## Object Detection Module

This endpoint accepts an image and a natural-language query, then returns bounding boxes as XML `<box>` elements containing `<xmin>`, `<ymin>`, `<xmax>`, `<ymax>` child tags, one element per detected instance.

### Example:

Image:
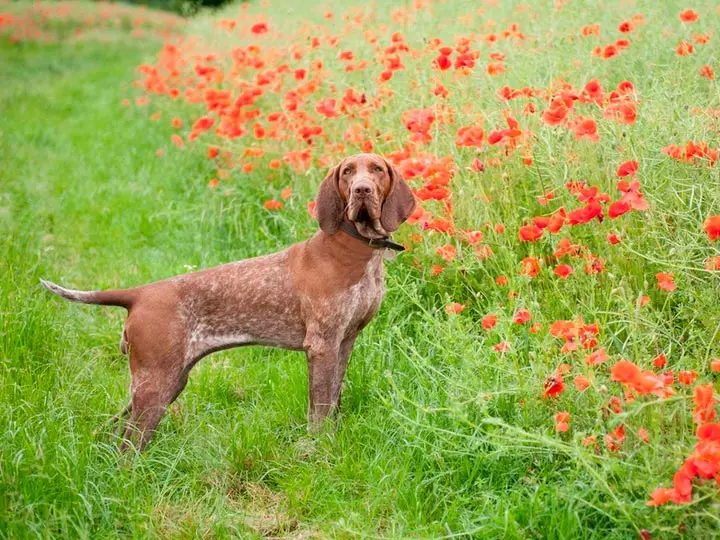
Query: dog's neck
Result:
<box><xmin>338</xmin><ymin>220</ymin><xmax>405</xmax><ymax>252</ymax></box>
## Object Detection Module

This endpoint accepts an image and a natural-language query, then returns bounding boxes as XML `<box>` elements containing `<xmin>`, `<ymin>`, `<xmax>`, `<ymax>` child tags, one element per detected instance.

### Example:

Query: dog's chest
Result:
<box><xmin>340</xmin><ymin>255</ymin><xmax>385</xmax><ymax>330</ymax></box>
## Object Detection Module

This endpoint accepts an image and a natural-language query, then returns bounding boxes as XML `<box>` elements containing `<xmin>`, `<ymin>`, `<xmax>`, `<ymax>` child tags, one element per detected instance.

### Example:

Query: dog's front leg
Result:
<box><xmin>304</xmin><ymin>332</ymin><xmax>340</xmax><ymax>431</ymax></box>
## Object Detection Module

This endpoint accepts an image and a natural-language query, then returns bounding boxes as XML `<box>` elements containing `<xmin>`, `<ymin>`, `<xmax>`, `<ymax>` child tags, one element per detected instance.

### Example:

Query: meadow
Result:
<box><xmin>1</xmin><ymin>0</ymin><xmax>719</xmax><ymax>537</ymax></box>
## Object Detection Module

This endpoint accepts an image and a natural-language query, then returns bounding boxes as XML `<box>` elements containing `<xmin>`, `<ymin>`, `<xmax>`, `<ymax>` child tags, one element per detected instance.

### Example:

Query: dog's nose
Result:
<box><xmin>353</xmin><ymin>182</ymin><xmax>372</xmax><ymax>196</ymax></box>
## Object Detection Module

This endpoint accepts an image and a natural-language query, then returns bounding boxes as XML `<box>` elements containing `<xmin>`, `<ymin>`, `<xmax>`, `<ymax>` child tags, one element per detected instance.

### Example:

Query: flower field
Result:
<box><xmin>2</xmin><ymin>0</ymin><xmax>719</xmax><ymax>537</ymax></box>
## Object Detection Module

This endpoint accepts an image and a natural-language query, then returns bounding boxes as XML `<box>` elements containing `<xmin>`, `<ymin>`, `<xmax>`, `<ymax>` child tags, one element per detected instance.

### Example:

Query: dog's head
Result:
<box><xmin>315</xmin><ymin>153</ymin><xmax>416</xmax><ymax>239</ymax></box>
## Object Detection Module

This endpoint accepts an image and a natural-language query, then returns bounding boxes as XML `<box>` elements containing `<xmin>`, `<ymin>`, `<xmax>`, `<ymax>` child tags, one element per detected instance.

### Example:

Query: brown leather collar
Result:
<box><xmin>340</xmin><ymin>220</ymin><xmax>405</xmax><ymax>252</ymax></box>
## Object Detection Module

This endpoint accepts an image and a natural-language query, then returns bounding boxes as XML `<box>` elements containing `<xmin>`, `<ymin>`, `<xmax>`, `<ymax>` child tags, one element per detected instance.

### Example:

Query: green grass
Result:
<box><xmin>2</xmin><ymin>1</ymin><xmax>720</xmax><ymax>538</ymax></box>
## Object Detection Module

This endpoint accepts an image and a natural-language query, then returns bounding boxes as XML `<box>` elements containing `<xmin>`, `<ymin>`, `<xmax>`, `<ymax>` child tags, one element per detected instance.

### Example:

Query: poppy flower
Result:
<box><xmin>572</xmin><ymin>116</ymin><xmax>599</xmax><ymax>142</ymax></box>
<box><xmin>445</xmin><ymin>302</ymin><xmax>465</xmax><ymax>314</ymax></box>
<box><xmin>679</xmin><ymin>9</ymin><xmax>699</xmax><ymax>23</ymax></box>
<box><xmin>518</xmin><ymin>223</ymin><xmax>544</xmax><ymax>242</ymax></box>
<box><xmin>555</xmin><ymin>411</ymin><xmax>570</xmax><ymax>432</ymax></box>
<box><xmin>494</xmin><ymin>341</ymin><xmax>511</xmax><ymax>352</ymax></box>
<box><xmin>585</xmin><ymin>348</ymin><xmax>608</xmax><ymax>366</ymax></box>
<box><xmin>693</xmin><ymin>383</ymin><xmax>716</xmax><ymax>423</ymax></box>
<box><xmin>264</xmin><ymin>199</ymin><xmax>282</xmax><ymax>210</ymax></box>
<box><xmin>520</xmin><ymin>257</ymin><xmax>541</xmax><ymax>277</ymax></box>
<box><xmin>542</xmin><ymin>99</ymin><xmax>569</xmax><ymax>126</ymax></box>
<box><xmin>706</xmin><ymin>257</ymin><xmax>720</xmax><ymax>271</ymax></box>
<box><xmin>607</xmin><ymin>200</ymin><xmax>631</xmax><ymax>219</ymax></box>
<box><xmin>574</xmin><ymin>375</ymin><xmax>591</xmax><ymax>391</ymax></box>
<box><xmin>656</xmin><ymin>272</ymin><xmax>677</xmax><ymax>291</ymax></box>
<box><xmin>482</xmin><ymin>314</ymin><xmax>498</xmax><ymax>330</ymax></box>
<box><xmin>437</xmin><ymin>244</ymin><xmax>457</xmax><ymax>262</ymax></box>
<box><xmin>704</xmin><ymin>215</ymin><xmax>720</xmax><ymax>240</ymax></box>
<box><xmin>711</xmin><ymin>359</ymin><xmax>720</xmax><ymax>372</ymax></box>
<box><xmin>653</xmin><ymin>354</ymin><xmax>667</xmax><ymax>369</ymax></box>
<box><xmin>543</xmin><ymin>375</ymin><xmax>565</xmax><ymax>398</ymax></box>
<box><xmin>678</xmin><ymin>370</ymin><xmax>697</xmax><ymax>385</ymax></box>
<box><xmin>455</xmin><ymin>125</ymin><xmax>485</xmax><ymax>148</ymax></box>
<box><xmin>638</xmin><ymin>428</ymin><xmax>650</xmax><ymax>443</ymax></box>
<box><xmin>513</xmin><ymin>308</ymin><xmax>531</xmax><ymax>324</ymax></box>
<box><xmin>676</xmin><ymin>40</ymin><xmax>694</xmax><ymax>56</ymax></box>
<box><xmin>699</xmin><ymin>65</ymin><xmax>715</xmax><ymax>80</ymax></box>
<box><xmin>617</xmin><ymin>160</ymin><xmax>638</xmax><ymax>177</ymax></box>
<box><xmin>553</xmin><ymin>264</ymin><xmax>574</xmax><ymax>279</ymax></box>
<box><xmin>251</xmin><ymin>22</ymin><xmax>268</xmax><ymax>34</ymax></box>
<box><xmin>607</xmin><ymin>233</ymin><xmax>621</xmax><ymax>244</ymax></box>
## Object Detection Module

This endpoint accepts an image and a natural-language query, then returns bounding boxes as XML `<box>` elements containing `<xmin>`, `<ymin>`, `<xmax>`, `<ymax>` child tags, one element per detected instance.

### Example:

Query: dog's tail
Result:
<box><xmin>40</xmin><ymin>279</ymin><xmax>135</xmax><ymax>309</ymax></box>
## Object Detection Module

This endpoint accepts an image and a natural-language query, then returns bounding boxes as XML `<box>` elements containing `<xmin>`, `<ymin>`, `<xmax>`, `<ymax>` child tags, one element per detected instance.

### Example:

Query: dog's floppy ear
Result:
<box><xmin>380</xmin><ymin>160</ymin><xmax>416</xmax><ymax>233</ymax></box>
<box><xmin>316</xmin><ymin>162</ymin><xmax>344</xmax><ymax>234</ymax></box>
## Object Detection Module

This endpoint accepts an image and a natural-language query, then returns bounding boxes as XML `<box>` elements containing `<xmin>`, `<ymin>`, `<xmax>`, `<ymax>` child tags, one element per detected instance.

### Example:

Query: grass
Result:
<box><xmin>1</xmin><ymin>0</ymin><xmax>720</xmax><ymax>538</ymax></box>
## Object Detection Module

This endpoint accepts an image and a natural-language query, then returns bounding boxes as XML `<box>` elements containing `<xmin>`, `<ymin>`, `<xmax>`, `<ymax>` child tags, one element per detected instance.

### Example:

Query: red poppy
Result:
<box><xmin>693</xmin><ymin>383</ymin><xmax>716</xmax><ymax>423</ymax></box>
<box><xmin>555</xmin><ymin>411</ymin><xmax>570</xmax><ymax>432</ymax></box>
<box><xmin>704</xmin><ymin>215</ymin><xmax>720</xmax><ymax>240</ymax></box>
<box><xmin>455</xmin><ymin>125</ymin><xmax>485</xmax><ymax>148</ymax></box>
<box><xmin>574</xmin><ymin>375</ymin><xmax>590</xmax><ymax>392</ymax></box>
<box><xmin>251</xmin><ymin>22</ymin><xmax>268</xmax><ymax>34</ymax></box>
<box><xmin>445</xmin><ymin>302</ymin><xmax>465</xmax><ymax>314</ymax></box>
<box><xmin>518</xmin><ymin>223</ymin><xmax>544</xmax><ymax>242</ymax></box>
<box><xmin>482</xmin><ymin>313</ymin><xmax>498</xmax><ymax>330</ymax></box>
<box><xmin>572</xmin><ymin>116</ymin><xmax>599</xmax><ymax>142</ymax></box>
<box><xmin>542</xmin><ymin>98</ymin><xmax>569</xmax><ymax>126</ymax></box>
<box><xmin>437</xmin><ymin>244</ymin><xmax>457</xmax><ymax>262</ymax></box>
<box><xmin>656</xmin><ymin>272</ymin><xmax>677</xmax><ymax>291</ymax></box>
<box><xmin>676</xmin><ymin>40</ymin><xmax>694</xmax><ymax>56</ymax></box>
<box><xmin>553</xmin><ymin>264</ymin><xmax>574</xmax><ymax>279</ymax></box>
<box><xmin>679</xmin><ymin>9</ymin><xmax>699</xmax><ymax>23</ymax></box>
<box><xmin>700</xmin><ymin>65</ymin><xmax>715</xmax><ymax>80</ymax></box>
<box><xmin>653</xmin><ymin>354</ymin><xmax>667</xmax><ymax>369</ymax></box>
<box><xmin>585</xmin><ymin>348</ymin><xmax>608</xmax><ymax>366</ymax></box>
<box><xmin>607</xmin><ymin>200</ymin><xmax>630</xmax><ymax>219</ymax></box>
<box><xmin>543</xmin><ymin>375</ymin><xmax>565</xmax><ymax>398</ymax></box>
<box><xmin>617</xmin><ymin>160</ymin><xmax>638</xmax><ymax>177</ymax></box>
<box><xmin>264</xmin><ymin>199</ymin><xmax>282</xmax><ymax>210</ymax></box>
<box><xmin>513</xmin><ymin>308</ymin><xmax>531</xmax><ymax>324</ymax></box>
<box><xmin>520</xmin><ymin>257</ymin><xmax>541</xmax><ymax>277</ymax></box>
<box><xmin>678</xmin><ymin>370</ymin><xmax>697</xmax><ymax>385</ymax></box>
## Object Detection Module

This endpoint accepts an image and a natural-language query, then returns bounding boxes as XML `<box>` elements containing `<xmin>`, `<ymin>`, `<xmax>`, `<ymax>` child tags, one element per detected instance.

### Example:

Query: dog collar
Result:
<box><xmin>340</xmin><ymin>220</ymin><xmax>405</xmax><ymax>252</ymax></box>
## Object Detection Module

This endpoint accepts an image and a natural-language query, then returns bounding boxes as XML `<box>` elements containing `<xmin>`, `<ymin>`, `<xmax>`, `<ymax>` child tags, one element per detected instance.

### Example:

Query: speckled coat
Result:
<box><xmin>41</xmin><ymin>153</ymin><xmax>416</xmax><ymax>451</ymax></box>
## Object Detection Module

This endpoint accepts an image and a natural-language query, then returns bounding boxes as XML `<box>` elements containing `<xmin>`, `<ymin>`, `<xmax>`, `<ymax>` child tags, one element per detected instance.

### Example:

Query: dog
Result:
<box><xmin>41</xmin><ymin>153</ymin><xmax>416</xmax><ymax>450</ymax></box>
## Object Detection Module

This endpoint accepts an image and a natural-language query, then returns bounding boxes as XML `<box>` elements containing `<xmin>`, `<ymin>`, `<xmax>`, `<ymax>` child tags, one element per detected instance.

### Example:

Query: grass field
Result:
<box><xmin>1</xmin><ymin>0</ymin><xmax>719</xmax><ymax>538</ymax></box>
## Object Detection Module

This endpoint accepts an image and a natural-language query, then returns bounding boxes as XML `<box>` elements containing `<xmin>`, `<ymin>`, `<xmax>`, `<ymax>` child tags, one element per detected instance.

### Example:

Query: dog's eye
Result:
<box><xmin>374</xmin><ymin>165</ymin><xmax>384</xmax><ymax>173</ymax></box>
<box><xmin>342</xmin><ymin>168</ymin><xmax>352</xmax><ymax>175</ymax></box>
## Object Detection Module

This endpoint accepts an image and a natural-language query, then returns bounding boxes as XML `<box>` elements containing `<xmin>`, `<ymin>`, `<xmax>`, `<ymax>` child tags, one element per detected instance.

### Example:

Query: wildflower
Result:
<box><xmin>264</xmin><ymin>199</ymin><xmax>282</xmax><ymax>210</ymax></box>
<box><xmin>553</xmin><ymin>264</ymin><xmax>574</xmax><ymax>279</ymax></box>
<box><xmin>574</xmin><ymin>375</ymin><xmax>591</xmax><ymax>391</ymax></box>
<box><xmin>679</xmin><ymin>9</ymin><xmax>699</xmax><ymax>23</ymax></box>
<box><xmin>543</xmin><ymin>375</ymin><xmax>565</xmax><ymax>398</ymax></box>
<box><xmin>617</xmin><ymin>160</ymin><xmax>638</xmax><ymax>177</ymax></box>
<box><xmin>513</xmin><ymin>308</ymin><xmax>531</xmax><ymax>324</ymax></box>
<box><xmin>445</xmin><ymin>302</ymin><xmax>465</xmax><ymax>314</ymax></box>
<box><xmin>704</xmin><ymin>215</ymin><xmax>720</xmax><ymax>240</ymax></box>
<box><xmin>482</xmin><ymin>314</ymin><xmax>498</xmax><ymax>330</ymax></box>
<box><xmin>656</xmin><ymin>272</ymin><xmax>677</xmax><ymax>291</ymax></box>
<box><xmin>555</xmin><ymin>411</ymin><xmax>570</xmax><ymax>432</ymax></box>
<box><xmin>653</xmin><ymin>354</ymin><xmax>667</xmax><ymax>369</ymax></box>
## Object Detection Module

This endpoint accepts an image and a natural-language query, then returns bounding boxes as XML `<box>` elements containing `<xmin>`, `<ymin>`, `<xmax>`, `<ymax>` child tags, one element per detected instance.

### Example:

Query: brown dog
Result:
<box><xmin>42</xmin><ymin>153</ymin><xmax>416</xmax><ymax>450</ymax></box>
